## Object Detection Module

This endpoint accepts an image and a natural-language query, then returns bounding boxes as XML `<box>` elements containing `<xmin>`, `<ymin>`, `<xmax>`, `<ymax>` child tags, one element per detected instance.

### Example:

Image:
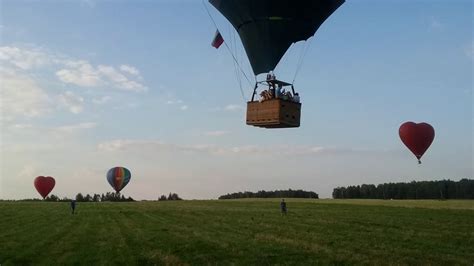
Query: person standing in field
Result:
<box><xmin>70</xmin><ymin>200</ymin><xmax>76</xmax><ymax>214</ymax></box>
<box><xmin>280</xmin><ymin>199</ymin><xmax>287</xmax><ymax>215</ymax></box>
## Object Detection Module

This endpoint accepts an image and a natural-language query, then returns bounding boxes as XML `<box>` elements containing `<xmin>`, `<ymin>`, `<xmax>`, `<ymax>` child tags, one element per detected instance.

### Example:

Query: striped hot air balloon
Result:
<box><xmin>106</xmin><ymin>167</ymin><xmax>131</xmax><ymax>192</ymax></box>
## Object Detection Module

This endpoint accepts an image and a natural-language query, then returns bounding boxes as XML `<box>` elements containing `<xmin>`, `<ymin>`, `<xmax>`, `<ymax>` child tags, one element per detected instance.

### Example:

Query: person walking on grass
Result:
<box><xmin>70</xmin><ymin>200</ymin><xmax>76</xmax><ymax>214</ymax></box>
<box><xmin>280</xmin><ymin>199</ymin><xmax>287</xmax><ymax>215</ymax></box>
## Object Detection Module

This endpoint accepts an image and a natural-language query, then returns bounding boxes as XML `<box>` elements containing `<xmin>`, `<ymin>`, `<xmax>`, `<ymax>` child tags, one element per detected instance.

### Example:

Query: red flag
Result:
<box><xmin>211</xmin><ymin>30</ymin><xmax>224</xmax><ymax>49</ymax></box>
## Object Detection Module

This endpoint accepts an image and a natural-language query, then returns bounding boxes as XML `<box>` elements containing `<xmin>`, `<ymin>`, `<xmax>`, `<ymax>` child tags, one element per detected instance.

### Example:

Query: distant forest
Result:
<box><xmin>11</xmin><ymin>192</ymin><xmax>185</xmax><ymax>202</ymax></box>
<box><xmin>19</xmin><ymin>192</ymin><xmax>135</xmax><ymax>202</ymax></box>
<box><xmin>219</xmin><ymin>189</ymin><xmax>318</xmax><ymax>199</ymax></box>
<box><xmin>332</xmin><ymin>179</ymin><xmax>474</xmax><ymax>199</ymax></box>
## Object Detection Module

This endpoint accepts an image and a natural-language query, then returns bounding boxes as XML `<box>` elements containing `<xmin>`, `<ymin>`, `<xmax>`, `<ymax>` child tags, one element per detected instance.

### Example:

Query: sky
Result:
<box><xmin>0</xmin><ymin>0</ymin><xmax>472</xmax><ymax>200</ymax></box>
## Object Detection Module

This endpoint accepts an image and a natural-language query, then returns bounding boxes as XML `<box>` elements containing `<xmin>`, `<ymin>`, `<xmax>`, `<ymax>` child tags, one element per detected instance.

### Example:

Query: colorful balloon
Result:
<box><xmin>107</xmin><ymin>167</ymin><xmax>131</xmax><ymax>192</ymax></box>
<box><xmin>399</xmin><ymin>122</ymin><xmax>435</xmax><ymax>164</ymax></box>
<box><xmin>34</xmin><ymin>176</ymin><xmax>55</xmax><ymax>199</ymax></box>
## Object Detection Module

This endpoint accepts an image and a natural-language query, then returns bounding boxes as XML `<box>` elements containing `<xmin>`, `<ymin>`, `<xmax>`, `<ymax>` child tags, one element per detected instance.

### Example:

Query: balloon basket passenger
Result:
<box><xmin>246</xmin><ymin>74</ymin><xmax>302</xmax><ymax>129</ymax></box>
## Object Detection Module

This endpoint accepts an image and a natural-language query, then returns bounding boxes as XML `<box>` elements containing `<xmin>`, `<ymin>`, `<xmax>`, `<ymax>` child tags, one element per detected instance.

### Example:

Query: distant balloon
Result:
<box><xmin>107</xmin><ymin>167</ymin><xmax>131</xmax><ymax>192</ymax></box>
<box><xmin>399</xmin><ymin>122</ymin><xmax>435</xmax><ymax>164</ymax></box>
<box><xmin>34</xmin><ymin>176</ymin><xmax>56</xmax><ymax>199</ymax></box>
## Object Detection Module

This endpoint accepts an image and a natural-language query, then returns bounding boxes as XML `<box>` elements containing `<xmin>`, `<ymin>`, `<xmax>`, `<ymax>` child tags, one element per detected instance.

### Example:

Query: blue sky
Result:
<box><xmin>1</xmin><ymin>0</ymin><xmax>472</xmax><ymax>199</ymax></box>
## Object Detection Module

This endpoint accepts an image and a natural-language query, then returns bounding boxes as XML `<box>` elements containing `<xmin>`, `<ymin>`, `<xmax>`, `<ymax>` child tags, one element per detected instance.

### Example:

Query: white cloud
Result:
<box><xmin>97</xmin><ymin>139</ymin><xmax>220</xmax><ymax>154</ymax></box>
<box><xmin>120</xmin><ymin>65</ymin><xmax>140</xmax><ymax>76</ymax></box>
<box><xmin>97</xmin><ymin>65</ymin><xmax>127</xmax><ymax>82</ymax></box>
<box><xmin>0</xmin><ymin>68</ymin><xmax>51</xmax><ymax>120</ymax></box>
<box><xmin>204</xmin><ymin>130</ymin><xmax>229</xmax><ymax>137</ymax></box>
<box><xmin>166</xmin><ymin>99</ymin><xmax>183</xmax><ymax>105</ymax></box>
<box><xmin>97</xmin><ymin>139</ymin><xmax>166</xmax><ymax>152</ymax></box>
<box><xmin>0</xmin><ymin>46</ymin><xmax>147</xmax><ymax>92</ymax></box>
<box><xmin>6</xmin><ymin>121</ymin><xmax>96</xmax><ymax>133</ymax></box>
<box><xmin>92</xmin><ymin>96</ymin><xmax>111</xmax><ymax>105</ymax></box>
<box><xmin>98</xmin><ymin>65</ymin><xmax>146</xmax><ymax>91</ymax></box>
<box><xmin>4</xmin><ymin>122</ymin><xmax>97</xmax><ymax>140</ymax></box>
<box><xmin>56</xmin><ymin>62</ymin><xmax>147</xmax><ymax>92</ymax></box>
<box><xmin>164</xmin><ymin>96</ymin><xmax>189</xmax><ymax>110</ymax></box>
<box><xmin>54</xmin><ymin>122</ymin><xmax>97</xmax><ymax>133</ymax></box>
<box><xmin>57</xmin><ymin>91</ymin><xmax>84</xmax><ymax>114</ymax></box>
<box><xmin>97</xmin><ymin>139</ymin><xmax>339</xmax><ymax>157</ymax></box>
<box><xmin>8</xmin><ymin>124</ymin><xmax>33</xmax><ymax>130</ymax></box>
<box><xmin>224</xmin><ymin>104</ymin><xmax>244</xmax><ymax>111</ymax></box>
<box><xmin>56</xmin><ymin>61</ymin><xmax>102</xmax><ymax>87</ymax></box>
<box><xmin>0</xmin><ymin>46</ymin><xmax>49</xmax><ymax>70</ymax></box>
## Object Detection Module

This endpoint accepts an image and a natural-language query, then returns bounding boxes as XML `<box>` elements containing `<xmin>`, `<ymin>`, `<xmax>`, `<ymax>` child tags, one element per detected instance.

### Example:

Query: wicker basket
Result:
<box><xmin>246</xmin><ymin>99</ymin><xmax>301</xmax><ymax>128</ymax></box>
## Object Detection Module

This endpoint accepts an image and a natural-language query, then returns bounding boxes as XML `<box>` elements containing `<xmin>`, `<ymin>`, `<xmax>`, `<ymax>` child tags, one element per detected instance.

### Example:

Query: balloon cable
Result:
<box><xmin>202</xmin><ymin>0</ymin><xmax>252</xmax><ymax>101</ymax></box>
<box><xmin>292</xmin><ymin>37</ymin><xmax>314</xmax><ymax>84</ymax></box>
<box><xmin>230</xmin><ymin>25</ymin><xmax>246</xmax><ymax>100</ymax></box>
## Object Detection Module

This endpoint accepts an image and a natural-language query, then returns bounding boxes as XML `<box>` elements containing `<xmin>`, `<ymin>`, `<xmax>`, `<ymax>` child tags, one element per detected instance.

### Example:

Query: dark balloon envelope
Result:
<box><xmin>107</xmin><ymin>167</ymin><xmax>131</xmax><ymax>193</ymax></box>
<box><xmin>34</xmin><ymin>176</ymin><xmax>55</xmax><ymax>199</ymax></box>
<box><xmin>399</xmin><ymin>122</ymin><xmax>435</xmax><ymax>164</ymax></box>
<box><xmin>209</xmin><ymin>0</ymin><xmax>345</xmax><ymax>75</ymax></box>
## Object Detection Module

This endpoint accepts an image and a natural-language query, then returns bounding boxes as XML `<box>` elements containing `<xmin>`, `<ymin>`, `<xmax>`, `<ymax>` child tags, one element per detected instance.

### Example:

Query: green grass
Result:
<box><xmin>1</xmin><ymin>199</ymin><xmax>473</xmax><ymax>265</ymax></box>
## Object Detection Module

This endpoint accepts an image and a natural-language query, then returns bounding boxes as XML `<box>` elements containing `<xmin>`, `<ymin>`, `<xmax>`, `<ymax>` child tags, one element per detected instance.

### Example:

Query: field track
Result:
<box><xmin>1</xmin><ymin>199</ymin><xmax>473</xmax><ymax>265</ymax></box>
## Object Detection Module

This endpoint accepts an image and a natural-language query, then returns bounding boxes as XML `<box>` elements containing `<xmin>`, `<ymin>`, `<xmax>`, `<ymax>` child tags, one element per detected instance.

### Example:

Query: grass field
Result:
<box><xmin>1</xmin><ymin>199</ymin><xmax>473</xmax><ymax>265</ymax></box>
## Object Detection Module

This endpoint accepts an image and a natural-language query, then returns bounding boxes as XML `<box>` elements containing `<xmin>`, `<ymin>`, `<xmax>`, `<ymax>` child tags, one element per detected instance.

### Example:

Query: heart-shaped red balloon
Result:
<box><xmin>399</xmin><ymin>122</ymin><xmax>435</xmax><ymax>163</ymax></box>
<box><xmin>34</xmin><ymin>176</ymin><xmax>56</xmax><ymax>199</ymax></box>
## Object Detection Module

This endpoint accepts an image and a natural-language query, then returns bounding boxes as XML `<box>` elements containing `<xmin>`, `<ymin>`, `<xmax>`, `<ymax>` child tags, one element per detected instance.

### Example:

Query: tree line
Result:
<box><xmin>332</xmin><ymin>179</ymin><xmax>474</xmax><ymax>199</ymax></box>
<box><xmin>18</xmin><ymin>192</ymin><xmax>135</xmax><ymax>202</ymax></box>
<box><xmin>53</xmin><ymin>192</ymin><xmax>135</xmax><ymax>202</ymax></box>
<box><xmin>158</xmin><ymin>193</ymin><xmax>182</xmax><ymax>201</ymax></box>
<box><xmin>219</xmin><ymin>189</ymin><xmax>318</xmax><ymax>199</ymax></box>
<box><xmin>14</xmin><ymin>192</ymin><xmax>184</xmax><ymax>202</ymax></box>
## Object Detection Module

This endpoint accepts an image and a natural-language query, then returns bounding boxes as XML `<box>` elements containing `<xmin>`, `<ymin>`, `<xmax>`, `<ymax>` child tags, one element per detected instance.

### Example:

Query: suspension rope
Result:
<box><xmin>230</xmin><ymin>26</ymin><xmax>246</xmax><ymax>100</ymax></box>
<box><xmin>293</xmin><ymin>42</ymin><xmax>307</xmax><ymax>79</ymax></box>
<box><xmin>202</xmin><ymin>0</ymin><xmax>252</xmax><ymax>101</ymax></box>
<box><xmin>292</xmin><ymin>37</ymin><xmax>314</xmax><ymax>84</ymax></box>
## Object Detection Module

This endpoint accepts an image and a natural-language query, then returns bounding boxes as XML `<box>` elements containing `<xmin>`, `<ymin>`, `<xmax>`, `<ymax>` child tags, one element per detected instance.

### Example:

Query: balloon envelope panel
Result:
<box><xmin>209</xmin><ymin>0</ymin><xmax>345</xmax><ymax>74</ymax></box>
<box><xmin>34</xmin><ymin>176</ymin><xmax>56</xmax><ymax>199</ymax></box>
<box><xmin>399</xmin><ymin>122</ymin><xmax>435</xmax><ymax>162</ymax></box>
<box><xmin>107</xmin><ymin>167</ymin><xmax>131</xmax><ymax>192</ymax></box>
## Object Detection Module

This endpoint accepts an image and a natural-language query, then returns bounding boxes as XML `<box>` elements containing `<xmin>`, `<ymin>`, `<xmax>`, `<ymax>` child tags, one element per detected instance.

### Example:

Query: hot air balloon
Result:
<box><xmin>209</xmin><ymin>0</ymin><xmax>344</xmax><ymax>128</ymax></box>
<box><xmin>106</xmin><ymin>167</ymin><xmax>131</xmax><ymax>193</ymax></box>
<box><xmin>34</xmin><ymin>176</ymin><xmax>55</xmax><ymax>199</ymax></box>
<box><xmin>399</xmin><ymin>122</ymin><xmax>435</xmax><ymax>164</ymax></box>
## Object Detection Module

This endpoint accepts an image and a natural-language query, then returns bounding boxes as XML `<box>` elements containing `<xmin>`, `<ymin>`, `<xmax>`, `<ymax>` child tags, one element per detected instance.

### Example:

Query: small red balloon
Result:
<box><xmin>399</xmin><ymin>122</ymin><xmax>435</xmax><ymax>164</ymax></box>
<box><xmin>34</xmin><ymin>176</ymin><xmax>56</xmax><ymax>199</ymax></box>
